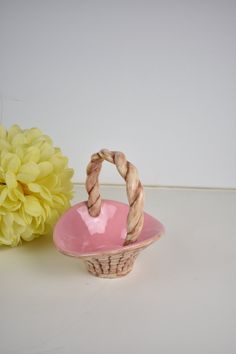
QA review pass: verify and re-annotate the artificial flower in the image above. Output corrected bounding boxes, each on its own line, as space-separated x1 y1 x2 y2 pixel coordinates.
0 124 74 246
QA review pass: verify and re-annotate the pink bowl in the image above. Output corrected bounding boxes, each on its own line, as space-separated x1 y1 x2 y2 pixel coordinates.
53 199 164 258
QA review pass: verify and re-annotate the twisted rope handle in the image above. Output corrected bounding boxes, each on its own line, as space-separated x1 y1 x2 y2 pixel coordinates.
86 149 144 245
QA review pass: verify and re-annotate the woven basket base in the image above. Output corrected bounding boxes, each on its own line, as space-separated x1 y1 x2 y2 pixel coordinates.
84 249 140 278
87 267 133 278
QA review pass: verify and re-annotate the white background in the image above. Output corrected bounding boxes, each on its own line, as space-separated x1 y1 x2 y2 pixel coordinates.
0 0 235 187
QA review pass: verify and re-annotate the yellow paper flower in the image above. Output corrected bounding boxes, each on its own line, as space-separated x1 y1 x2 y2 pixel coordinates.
0 124 74 246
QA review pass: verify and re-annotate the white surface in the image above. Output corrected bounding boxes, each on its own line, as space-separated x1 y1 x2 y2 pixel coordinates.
1 185 236 354
1 0 236 187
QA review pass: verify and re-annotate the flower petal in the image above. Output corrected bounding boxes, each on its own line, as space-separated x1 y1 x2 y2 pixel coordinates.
25 128 43 143
17 162 40 183
3 198 21 211
50 155 68 172
7 125 22 142
5 171 17 188
39 174 58 189
0 188 8 205
19 208 32 224
28 183 52 202
37 161 53 180
11 133 27 146
0 138 11 150
20 226 34 241
1 152 21 173
24 196 43 217
13 185 25 202
13 212 26 226
23 146 40 163
40 142 54 161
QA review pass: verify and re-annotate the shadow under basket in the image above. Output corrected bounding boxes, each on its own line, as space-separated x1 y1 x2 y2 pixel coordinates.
53 149 165 278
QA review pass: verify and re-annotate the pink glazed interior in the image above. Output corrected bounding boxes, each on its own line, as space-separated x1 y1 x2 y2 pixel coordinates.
53 200 164 257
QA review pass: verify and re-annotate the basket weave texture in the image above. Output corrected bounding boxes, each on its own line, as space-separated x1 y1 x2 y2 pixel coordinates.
85 249 141 278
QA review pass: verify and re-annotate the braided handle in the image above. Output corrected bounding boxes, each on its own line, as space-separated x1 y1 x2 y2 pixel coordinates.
86 149 144 245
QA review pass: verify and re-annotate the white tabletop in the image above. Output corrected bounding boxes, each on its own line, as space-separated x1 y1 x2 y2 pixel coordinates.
1 185 236 354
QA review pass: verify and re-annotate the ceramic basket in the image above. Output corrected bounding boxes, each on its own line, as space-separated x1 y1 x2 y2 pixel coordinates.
53 149 164 278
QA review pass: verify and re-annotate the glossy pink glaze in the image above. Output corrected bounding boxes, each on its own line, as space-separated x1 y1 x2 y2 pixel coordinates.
53 200 164 257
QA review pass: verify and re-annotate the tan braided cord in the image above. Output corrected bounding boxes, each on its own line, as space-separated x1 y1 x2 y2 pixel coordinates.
86 149 144 245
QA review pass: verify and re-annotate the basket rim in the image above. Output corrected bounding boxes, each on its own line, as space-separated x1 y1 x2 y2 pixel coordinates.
53 199 165 259
54 231 163 259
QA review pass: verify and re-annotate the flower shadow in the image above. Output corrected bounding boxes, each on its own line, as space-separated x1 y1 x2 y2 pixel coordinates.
17 233 88 278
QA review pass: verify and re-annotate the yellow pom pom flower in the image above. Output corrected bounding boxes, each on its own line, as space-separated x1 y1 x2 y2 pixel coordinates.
0 124 74 246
